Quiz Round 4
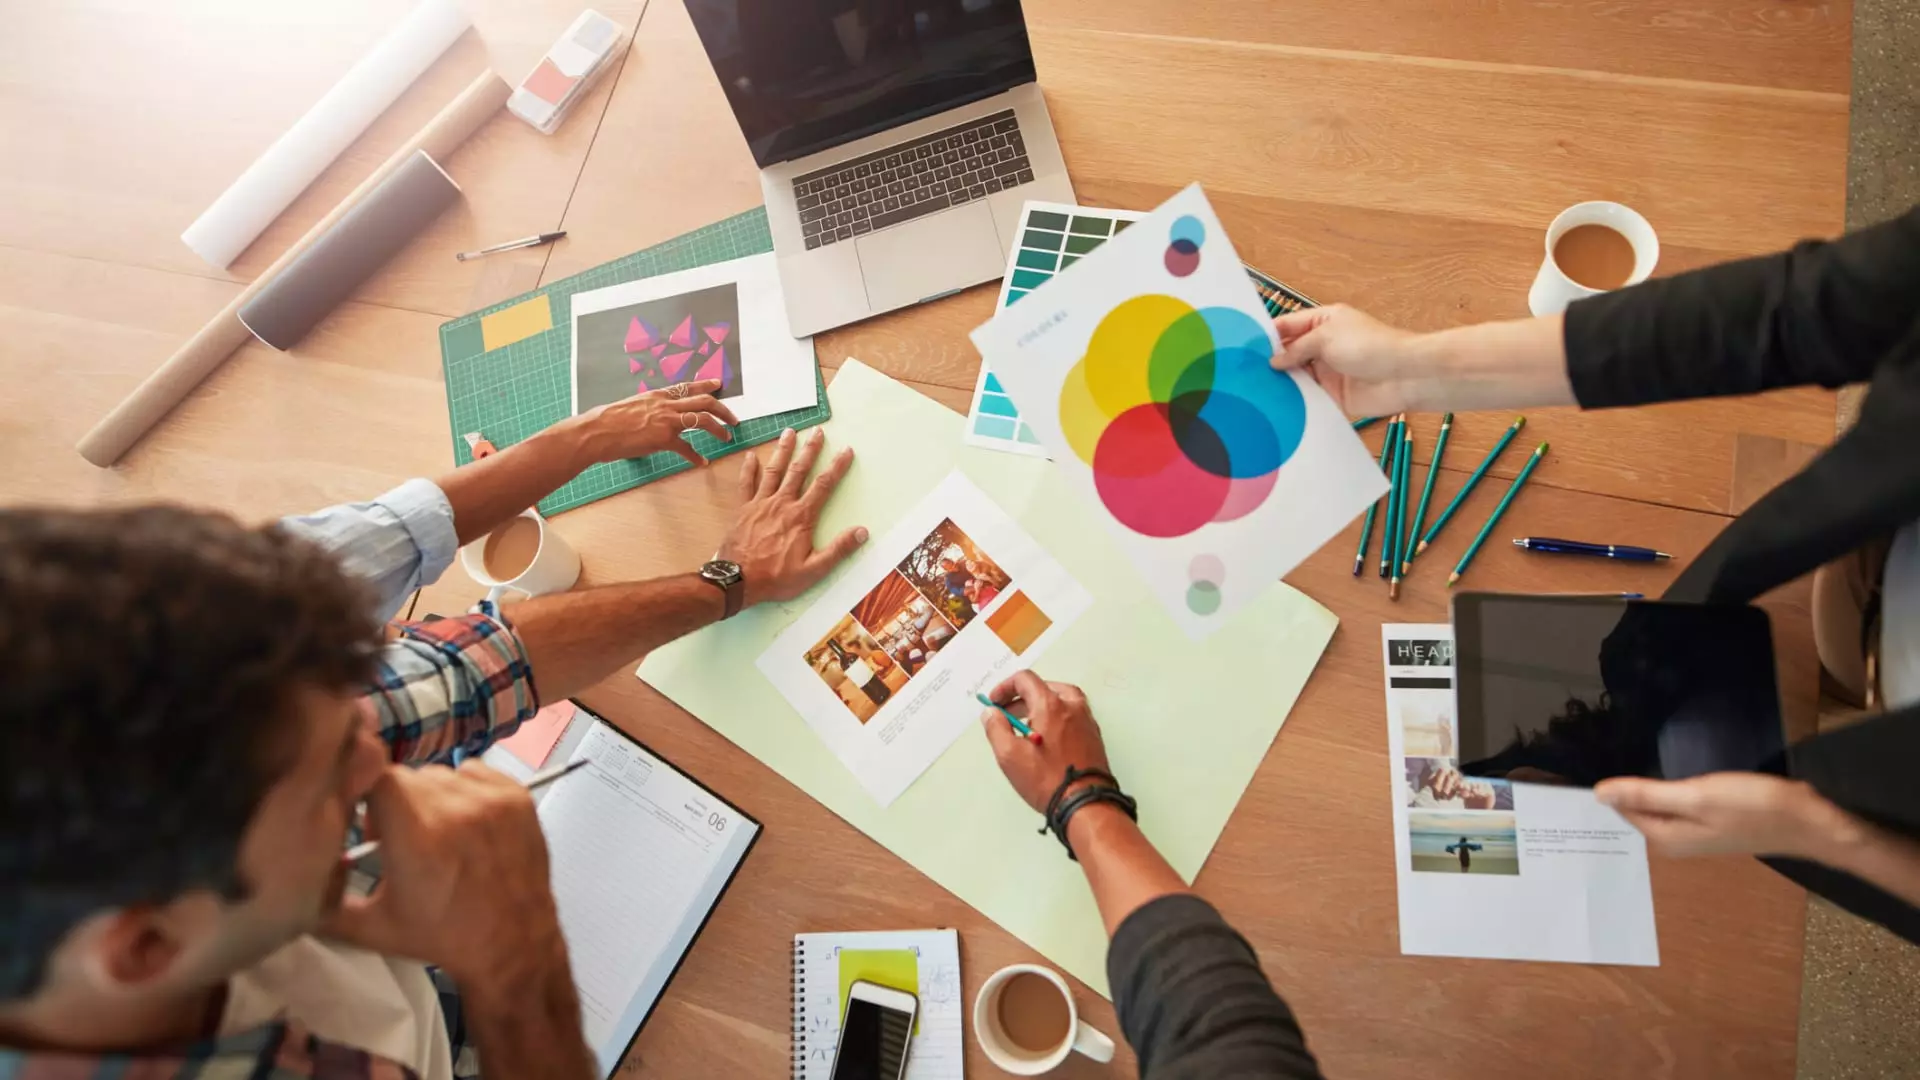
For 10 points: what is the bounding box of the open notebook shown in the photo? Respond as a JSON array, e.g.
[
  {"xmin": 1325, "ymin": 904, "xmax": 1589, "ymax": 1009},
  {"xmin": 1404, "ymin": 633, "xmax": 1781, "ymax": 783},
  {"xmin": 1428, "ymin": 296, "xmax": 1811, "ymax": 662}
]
[
  {"xmin": 792, "ymin": 929, "xmax": 962, "ymax": 1080},
  {"xmin": 485, "ymin": 703, "xmax": 761, "ymax": 1076}
]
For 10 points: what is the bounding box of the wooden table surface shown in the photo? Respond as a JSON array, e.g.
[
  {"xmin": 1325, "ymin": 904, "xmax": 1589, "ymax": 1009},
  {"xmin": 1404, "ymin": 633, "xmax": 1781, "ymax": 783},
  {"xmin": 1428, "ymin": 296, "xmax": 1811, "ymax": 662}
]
[{"xmin": 0, "ymin": 0, "xmax": 1850, "ymax": 1076}]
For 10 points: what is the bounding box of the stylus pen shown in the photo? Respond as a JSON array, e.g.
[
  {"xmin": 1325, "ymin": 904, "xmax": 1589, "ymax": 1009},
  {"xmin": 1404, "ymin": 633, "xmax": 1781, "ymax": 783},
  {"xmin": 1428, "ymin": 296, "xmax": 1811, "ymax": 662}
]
[
  {"xmin": 976, "ymin": 693, "xmax": 1043, "ymax": 746},
  {"xmin": 1513, "ymin": 537, "xmax": 1672, "ymax": 561},
  {"xmin": 455, "ymin": 230, "xmax": 567, "ymax": 261},
  {"xmin": 1353, "ymin": 416, "xmax": 1398, "ymax": 574},
  {"xmin": 1417, "ymin": 416, "xmax": 1526, "ymax": 555},
  {"xmin": 1449, "ymin": 442, "xmax": 1548, "ymax": 586},
  {"xmin": 342, "ymin": 757, "xmax": 592, "ymax": 864},
  {"xmin": 1404, "ymin": 413, "xmax": 1452, "ymax": 569}
]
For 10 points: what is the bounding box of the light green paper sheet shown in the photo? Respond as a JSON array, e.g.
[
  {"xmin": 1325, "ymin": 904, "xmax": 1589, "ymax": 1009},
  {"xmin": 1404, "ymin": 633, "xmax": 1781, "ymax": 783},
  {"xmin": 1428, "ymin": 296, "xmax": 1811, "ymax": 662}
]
[{"xmin": 637, "ymin": 360, "xmax": 1337, "ymax": 996}]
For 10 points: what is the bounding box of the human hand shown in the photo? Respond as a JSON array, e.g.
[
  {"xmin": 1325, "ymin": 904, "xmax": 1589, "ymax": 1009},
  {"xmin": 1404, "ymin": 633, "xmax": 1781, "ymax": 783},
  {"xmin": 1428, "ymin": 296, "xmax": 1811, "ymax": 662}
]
[
  {"xmin": 1595, "ymin": 772, "xmax": 1863, "ymax": 859},
  {"xmin": 1271, "ymin": 304, "xmax": 1419, "ymax": 417},
  {"xmin": 321, "ymin": 762, "xmax": 567, "ymax": 988},
  {"xmin": 574, "ymin": 379, "xmax": 741, "ymax": 467},
  {"xmin": 980, "ymin": 671, "xmax": 1113, "ymax": 814},
  {"xmin": 715, "ymin": 427, "xmax": 867, "ymax": 607}
]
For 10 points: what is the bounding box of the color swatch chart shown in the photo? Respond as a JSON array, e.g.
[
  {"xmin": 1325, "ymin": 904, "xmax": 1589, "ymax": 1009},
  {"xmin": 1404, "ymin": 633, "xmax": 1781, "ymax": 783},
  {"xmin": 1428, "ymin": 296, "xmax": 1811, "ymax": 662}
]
[
  {"xmin": 966, "ymin": 203, "xmax": 1142, "ymax": 456},
  {"xmin": 965, "ymin": 202, "xmax": 1319, "ymax": 458}
]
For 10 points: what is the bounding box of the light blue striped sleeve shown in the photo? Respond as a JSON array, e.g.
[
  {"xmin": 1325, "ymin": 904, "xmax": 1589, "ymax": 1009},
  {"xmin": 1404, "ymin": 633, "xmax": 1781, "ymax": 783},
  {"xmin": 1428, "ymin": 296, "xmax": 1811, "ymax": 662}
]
[{"xmin": 280, "ymin": 478, "xmax": 459, "ymax": 623}]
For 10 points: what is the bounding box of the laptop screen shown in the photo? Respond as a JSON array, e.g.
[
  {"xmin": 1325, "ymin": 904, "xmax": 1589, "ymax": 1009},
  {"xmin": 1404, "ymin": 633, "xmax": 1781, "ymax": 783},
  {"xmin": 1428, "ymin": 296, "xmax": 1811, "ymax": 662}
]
[{"xmin": 685, "ymin": 0, "xmax": 1037, "ymax": 167}]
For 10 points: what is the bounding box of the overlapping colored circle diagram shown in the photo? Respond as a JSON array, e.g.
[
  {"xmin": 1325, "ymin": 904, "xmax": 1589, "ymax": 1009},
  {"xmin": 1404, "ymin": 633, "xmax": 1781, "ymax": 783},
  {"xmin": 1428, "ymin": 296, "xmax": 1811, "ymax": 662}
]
[{"xmin": 1059, "ymin": 216, "xmax": 1308, "ymax": 612}]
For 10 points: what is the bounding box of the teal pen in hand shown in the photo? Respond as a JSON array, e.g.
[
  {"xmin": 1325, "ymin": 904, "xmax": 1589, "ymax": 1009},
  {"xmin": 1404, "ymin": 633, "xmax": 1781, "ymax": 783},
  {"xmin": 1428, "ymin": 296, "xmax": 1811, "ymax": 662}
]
[{"xmin": 977, "ymin": 692, "xmax": 1043, "ymax": 746}]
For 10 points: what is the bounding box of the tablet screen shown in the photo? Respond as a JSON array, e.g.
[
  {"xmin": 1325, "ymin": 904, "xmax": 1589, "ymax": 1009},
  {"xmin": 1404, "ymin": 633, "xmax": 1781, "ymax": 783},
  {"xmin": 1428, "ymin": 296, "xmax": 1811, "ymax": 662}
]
[{"xmin": 1451, "ymin": 595, "xmax": 1787, "ymax": 786}]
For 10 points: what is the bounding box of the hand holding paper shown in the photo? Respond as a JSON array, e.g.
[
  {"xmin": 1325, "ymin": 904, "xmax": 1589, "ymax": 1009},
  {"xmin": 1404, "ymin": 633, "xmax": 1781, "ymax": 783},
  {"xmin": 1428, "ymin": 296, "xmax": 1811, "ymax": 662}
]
[{"xmin": 971, "ymin": 185, "xmax": 1387, "ymax": 638}]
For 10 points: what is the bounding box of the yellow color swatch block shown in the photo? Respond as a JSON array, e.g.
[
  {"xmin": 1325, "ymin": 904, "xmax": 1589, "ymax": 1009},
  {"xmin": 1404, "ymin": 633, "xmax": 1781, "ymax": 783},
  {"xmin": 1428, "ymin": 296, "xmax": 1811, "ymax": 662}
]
[{"xmin": 480, "ymin": 293, "xmax": 553, "ymax": 352}]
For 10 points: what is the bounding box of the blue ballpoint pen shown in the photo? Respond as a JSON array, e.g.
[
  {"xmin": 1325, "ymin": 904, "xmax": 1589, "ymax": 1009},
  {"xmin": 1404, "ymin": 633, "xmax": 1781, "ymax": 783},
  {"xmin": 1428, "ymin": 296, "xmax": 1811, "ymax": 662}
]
[{"xmin": 1512, "ymin": 537, "xmax": 1672, "ymax": 561}]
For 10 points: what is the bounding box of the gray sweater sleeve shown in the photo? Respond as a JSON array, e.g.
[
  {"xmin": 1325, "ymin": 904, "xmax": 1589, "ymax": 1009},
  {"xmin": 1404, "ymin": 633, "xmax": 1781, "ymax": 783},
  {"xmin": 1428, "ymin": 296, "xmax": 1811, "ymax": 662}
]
[{"xmin": 1107, "ymin": 894, "xmax": 1323, "ymax": 1079}]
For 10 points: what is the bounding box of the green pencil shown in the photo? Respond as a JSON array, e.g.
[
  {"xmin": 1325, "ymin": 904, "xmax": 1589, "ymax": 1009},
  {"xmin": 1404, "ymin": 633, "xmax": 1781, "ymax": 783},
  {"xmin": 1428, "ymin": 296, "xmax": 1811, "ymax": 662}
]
[
  {"xmin": 1404, "ymin": 412, "xmax": 1452, "ymax": 570},
  {"xmin": 1353, "ymin": 415, "xmax": 1398, "ymax": 575},
  {"xmin": 1380, "ymin": 415, "xmax": 1405, "ymax": 578},
  {"xmin": 1448, "ymin": 442, "xmax": 1549, "ymax": 586},
  {"xmin": 1352, "ymin": 416, "xmax": 1381, "ymax": 431},
  {"xmin": 1389, "ymin": 423, "xmax": 1414, "ymax": 598},
  {"xmin": 1417, "ymin": 415, "xmax": 1526, "ymax": 556}
]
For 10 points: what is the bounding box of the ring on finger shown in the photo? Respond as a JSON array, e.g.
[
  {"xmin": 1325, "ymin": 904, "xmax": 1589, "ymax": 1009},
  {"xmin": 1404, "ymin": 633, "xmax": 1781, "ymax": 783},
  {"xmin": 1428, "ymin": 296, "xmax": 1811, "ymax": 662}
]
[
  {"xmin": 666, "ymin": 383, "xmax": 691, "ymax": 399},
  {"xmin": 681, "ymin": 411, "xmax": 707, "ymax": 433}
]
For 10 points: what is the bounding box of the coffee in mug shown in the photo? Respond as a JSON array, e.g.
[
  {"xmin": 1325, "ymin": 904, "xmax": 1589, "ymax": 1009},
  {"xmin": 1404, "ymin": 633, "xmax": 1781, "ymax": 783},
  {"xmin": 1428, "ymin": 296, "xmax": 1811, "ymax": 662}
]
[
  {"xmin": 458, "ymin": 509, "xmax": 581, "ymax": 604},
  {"xmin": 482, "ymin": 515, "xmax": 544, "ymax": 581},
  {"xmin": 972, "ymin": 963, "xmax": 1114, "ymax": 1075},
  {"xmin": 1552, "ymin": 224, "xmax": 1637, "ymax": 291},
  {"xmin": 1527, "ymin": 201, "xmax": 1659, "ymax": 317},
  {"xmin": 998, "ymin": 971, "xmax": 1073, "ymax": 1053}
]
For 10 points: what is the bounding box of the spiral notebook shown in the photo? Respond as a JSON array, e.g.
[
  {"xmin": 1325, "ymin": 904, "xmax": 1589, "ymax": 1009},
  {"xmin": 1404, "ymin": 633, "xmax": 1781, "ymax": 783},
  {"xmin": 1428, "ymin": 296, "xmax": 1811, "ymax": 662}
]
[{"xmin": 791, "ymin": 929, "xmax": 963, "ymax": 1080}]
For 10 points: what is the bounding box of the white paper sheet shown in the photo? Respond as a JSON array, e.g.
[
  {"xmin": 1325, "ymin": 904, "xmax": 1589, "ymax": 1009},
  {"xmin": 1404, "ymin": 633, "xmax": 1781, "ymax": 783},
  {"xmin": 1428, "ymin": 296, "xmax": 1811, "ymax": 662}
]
[
  {"xmin": 758, "ymin": 470, "xmax": 1092, "ymax": 805},
  {"xmin": 569, "ymin": 253, "xmax": 819, "ymax": 423},
  {"xmin": 972, "ymin": 184, "xmax": 1386, "ymax": 639},
  {"xmin": 180, "ymin": 0, "xmax": 470, "ymax": 268},
  {"xmin": 1383, "ymin": 624, "xmax": 1660, "ymax": 965}
]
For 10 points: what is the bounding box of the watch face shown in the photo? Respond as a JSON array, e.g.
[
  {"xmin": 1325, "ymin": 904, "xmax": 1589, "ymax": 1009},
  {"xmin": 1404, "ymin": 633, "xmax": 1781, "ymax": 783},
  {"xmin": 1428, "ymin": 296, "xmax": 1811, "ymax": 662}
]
[{"xmin": 703, "ymin": 559, "xmax": 743, "ymax": 585}]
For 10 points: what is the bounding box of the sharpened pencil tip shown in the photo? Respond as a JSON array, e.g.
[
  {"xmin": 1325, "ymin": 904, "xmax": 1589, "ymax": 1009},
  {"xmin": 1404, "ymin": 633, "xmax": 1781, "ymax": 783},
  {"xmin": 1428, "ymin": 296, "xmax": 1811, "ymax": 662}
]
[
  {"xmin": 1447, "ymin": 572, "xmax": 1461, "ymax": 586},
  {"xmin": 1352, "ymin": 557, "xmax": 1364, "ymax": 576},
  {"xmin": 1388, "ymin": 580, "xmax": 1400, "ymax": 600},
  {"xmin": 1513, "ymin": 416, "xmax": 1526, "ymax": 428},
  {"xmin": 1416, "ymin": 540, "xmax": 1429, "ymax": 554}
]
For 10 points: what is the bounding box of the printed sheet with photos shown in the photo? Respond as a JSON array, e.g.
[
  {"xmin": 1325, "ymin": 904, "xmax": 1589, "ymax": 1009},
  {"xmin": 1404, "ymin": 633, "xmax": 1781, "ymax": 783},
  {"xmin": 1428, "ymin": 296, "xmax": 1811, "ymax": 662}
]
[
  {"xmin": 1382, "ymin": 624, "xmax": 1660, "ymax": 965},
  {"xmin": 759, "ymin": 471, "xmax": 1092, "ymax": 805},
  {"xmin": 638, "ymin": 360, "xmax": 1340, "ymax": 995}
]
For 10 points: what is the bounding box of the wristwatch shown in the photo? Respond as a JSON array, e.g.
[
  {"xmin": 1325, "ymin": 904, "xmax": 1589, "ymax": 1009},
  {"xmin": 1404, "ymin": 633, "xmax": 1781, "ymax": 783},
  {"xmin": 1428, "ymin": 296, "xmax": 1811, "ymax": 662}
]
[{"xmin": 699, "ymin": 559, "xmax": 745, "ymax": 619}]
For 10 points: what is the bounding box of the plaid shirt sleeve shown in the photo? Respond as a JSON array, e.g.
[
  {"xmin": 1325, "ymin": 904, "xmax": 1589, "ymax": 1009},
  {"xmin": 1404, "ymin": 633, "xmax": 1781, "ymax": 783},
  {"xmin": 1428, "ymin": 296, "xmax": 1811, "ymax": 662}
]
[{"xmin": 363, "ymin": 601, "xmax": 540, "ymax": 766}]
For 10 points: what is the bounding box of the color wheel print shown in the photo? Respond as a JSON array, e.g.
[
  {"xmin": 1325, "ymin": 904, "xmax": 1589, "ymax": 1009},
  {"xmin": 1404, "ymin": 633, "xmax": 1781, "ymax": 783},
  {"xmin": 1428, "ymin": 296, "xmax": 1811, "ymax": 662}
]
[{"xmin": 1058, "ymin": 215, "xmax": 1308, "ymax": 611}]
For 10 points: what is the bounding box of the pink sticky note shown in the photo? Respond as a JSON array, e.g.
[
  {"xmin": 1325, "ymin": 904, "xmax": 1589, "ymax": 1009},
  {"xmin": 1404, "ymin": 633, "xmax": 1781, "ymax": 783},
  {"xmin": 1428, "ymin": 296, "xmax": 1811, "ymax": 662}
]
[{"xmin": 499, "ymin": 700, "xmax": 576, "ymax": 769}]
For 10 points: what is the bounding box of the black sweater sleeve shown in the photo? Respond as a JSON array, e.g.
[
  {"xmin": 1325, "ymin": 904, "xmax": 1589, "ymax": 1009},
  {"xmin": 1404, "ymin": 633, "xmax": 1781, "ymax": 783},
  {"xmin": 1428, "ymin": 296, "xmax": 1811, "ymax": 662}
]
[
  {"xmin": 1563, "ymin": 205, "xmax": 1920, "ymax": 408},
  {"xmin": 1107, "ymin": 894, "xmax": 1322, "ymax": 1080}
]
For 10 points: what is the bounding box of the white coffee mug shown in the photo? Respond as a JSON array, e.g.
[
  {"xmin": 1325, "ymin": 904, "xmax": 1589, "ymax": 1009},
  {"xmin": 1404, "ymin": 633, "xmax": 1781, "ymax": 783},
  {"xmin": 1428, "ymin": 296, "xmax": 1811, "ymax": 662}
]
[
  {"xmin": 1527, "ymin": 201, "xmax": 1660, "ymax": 316},
  {"xmin": 973, "ymin": 964, "xmax": 1115, "ymax": 1075},
  {"xmin": 458, "ymin": 509, "xmax": 581, "ymax": 604}
]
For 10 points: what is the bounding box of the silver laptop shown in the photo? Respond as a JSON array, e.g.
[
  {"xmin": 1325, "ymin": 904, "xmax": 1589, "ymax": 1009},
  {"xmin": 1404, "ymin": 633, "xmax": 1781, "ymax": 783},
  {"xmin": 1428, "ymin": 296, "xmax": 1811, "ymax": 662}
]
[{"xmin": 686, "ymin": 0, "xmax": 1075, "ymax": 336}]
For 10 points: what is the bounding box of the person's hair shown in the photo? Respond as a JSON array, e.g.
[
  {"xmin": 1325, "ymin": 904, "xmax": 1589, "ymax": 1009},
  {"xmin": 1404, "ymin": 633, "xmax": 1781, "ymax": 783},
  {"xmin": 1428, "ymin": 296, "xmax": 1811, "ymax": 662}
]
[{"xmin": 0, "ymin": 506, "xmax": 382, "ymax": 1001}]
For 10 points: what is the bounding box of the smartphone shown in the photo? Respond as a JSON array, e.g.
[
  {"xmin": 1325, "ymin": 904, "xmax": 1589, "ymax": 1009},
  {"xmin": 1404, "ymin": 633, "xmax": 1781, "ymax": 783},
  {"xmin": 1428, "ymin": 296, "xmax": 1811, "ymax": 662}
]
[
  {"xmin": 1451, "ymin": 593, "xmax": 1787, "ymax": 786},
  {"xmin": 828, "ymin": 980, "xmax": 919, "ymax": 1080}
]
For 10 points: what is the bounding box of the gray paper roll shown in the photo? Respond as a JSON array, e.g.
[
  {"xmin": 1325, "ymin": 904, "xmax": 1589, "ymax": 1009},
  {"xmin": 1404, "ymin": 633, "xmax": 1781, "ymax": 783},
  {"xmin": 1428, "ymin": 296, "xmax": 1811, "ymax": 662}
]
[{"xmin": 237, "ymin": 150, "xmax": 460, "ymax": 350}]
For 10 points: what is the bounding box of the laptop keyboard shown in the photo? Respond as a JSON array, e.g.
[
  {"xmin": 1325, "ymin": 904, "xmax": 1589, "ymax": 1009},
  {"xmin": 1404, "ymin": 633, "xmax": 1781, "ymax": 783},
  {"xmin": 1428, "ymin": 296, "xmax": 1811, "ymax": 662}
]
[{"xmin": 792, "ymin": 109, "xmax": 1035, "ymax": 249}]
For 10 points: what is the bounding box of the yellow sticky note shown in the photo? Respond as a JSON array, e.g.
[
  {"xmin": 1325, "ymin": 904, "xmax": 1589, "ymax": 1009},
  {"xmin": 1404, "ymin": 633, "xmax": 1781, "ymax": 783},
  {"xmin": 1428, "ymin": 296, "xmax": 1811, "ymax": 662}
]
[
  {"xmin": 480, "ymin": 294, "xmax": 553, "ymax": 352},
  {"xmin": 838, "ymin": 949, "xmax": 919, "ymax": 1034}
]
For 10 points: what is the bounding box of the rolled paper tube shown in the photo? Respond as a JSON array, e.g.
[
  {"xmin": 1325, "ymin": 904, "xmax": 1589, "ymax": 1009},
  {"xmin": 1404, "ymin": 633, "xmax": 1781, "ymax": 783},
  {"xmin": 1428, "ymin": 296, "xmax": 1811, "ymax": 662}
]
[
  {"xmin": 237, "ymin": 150, "xmax": 460, "ymax": 350},
  {"xmin": 180, "ymin": 0, "xmax": 471, "ymax": 268},
  {"xmin": 76, "ymin": 71, "xmax": 509, "ymax": 467}
]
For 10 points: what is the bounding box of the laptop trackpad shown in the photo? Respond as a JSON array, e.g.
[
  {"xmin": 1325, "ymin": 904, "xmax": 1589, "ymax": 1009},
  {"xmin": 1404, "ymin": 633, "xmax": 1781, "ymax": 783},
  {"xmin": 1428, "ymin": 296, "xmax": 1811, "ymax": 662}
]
[{"xmin": 856, "ymin": 204, "xmax": 1004, "ymax": 314}]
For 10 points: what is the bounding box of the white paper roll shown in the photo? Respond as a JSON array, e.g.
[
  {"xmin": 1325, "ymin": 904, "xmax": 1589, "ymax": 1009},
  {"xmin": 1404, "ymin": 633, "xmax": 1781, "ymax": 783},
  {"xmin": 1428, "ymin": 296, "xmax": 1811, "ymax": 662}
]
[{"xmin": 179, "ymin": 0, "xmax": 471, "ymax": 269}]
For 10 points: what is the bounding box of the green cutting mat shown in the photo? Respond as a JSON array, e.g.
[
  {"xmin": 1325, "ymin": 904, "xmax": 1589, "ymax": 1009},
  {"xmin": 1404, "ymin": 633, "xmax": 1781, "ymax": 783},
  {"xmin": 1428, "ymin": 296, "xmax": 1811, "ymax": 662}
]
[{"xmin": 437, "ymin": 208, "xmax": 830, "ymax": 517}]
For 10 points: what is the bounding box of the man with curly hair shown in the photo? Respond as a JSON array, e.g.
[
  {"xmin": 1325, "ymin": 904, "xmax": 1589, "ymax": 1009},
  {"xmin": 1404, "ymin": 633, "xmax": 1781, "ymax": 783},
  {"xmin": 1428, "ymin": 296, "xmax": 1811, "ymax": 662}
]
[{"xmin": 0, "ymin": 389, "xmax": 866, "ymax": 1080}]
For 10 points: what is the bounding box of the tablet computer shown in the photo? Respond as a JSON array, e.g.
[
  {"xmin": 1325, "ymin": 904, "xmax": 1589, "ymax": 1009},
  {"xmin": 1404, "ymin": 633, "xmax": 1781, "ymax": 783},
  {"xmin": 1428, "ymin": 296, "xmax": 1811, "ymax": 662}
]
[{"xmin": 1451, "ymin": 593, "xmax": 1787, "ymax": 786}]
